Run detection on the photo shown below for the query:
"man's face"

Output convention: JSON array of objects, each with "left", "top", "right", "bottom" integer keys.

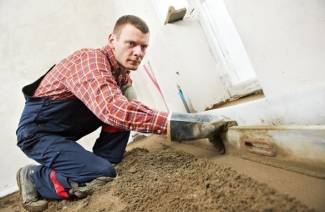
[{"left": 109, "top": 24, "right": 149, "bottom": 70}]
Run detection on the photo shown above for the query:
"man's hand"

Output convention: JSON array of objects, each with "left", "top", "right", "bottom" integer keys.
[
  {"left": 121, "top": 84, "right": 137, "bottom": 101},
  {"left": 168, "top": 112, "right": 237, "bottom": 141}
]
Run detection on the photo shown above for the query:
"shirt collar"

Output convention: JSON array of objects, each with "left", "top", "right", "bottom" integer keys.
[{"left": 101, "top": 45, "right": 122, "bottom": 73}]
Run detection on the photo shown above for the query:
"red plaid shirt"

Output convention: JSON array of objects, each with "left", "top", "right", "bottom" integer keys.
[{"left": 34, "top": 46, "right": 168, "bottom": 134}]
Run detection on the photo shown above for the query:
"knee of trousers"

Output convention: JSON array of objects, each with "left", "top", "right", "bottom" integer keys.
[{"left": 93, "top": 160, "right": 117, "bottom": 178}]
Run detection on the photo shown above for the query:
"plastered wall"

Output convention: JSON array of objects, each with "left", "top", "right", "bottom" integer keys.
[
  {"left": 224, "top": 0, "right": 325, "bottom": 98},
  {"left": 202, "top": 0, "right": 325, "bottom": 125}
]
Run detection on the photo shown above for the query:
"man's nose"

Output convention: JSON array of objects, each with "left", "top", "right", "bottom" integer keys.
[{"left": 133, "top": 45, "right": 144, "bottom": 56}]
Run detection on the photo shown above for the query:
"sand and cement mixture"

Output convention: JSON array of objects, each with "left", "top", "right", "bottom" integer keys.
[{"left": 0, "top": 145, "right": 314, "bottom": 212}]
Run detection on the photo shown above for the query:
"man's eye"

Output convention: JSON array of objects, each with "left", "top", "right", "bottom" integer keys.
[
  {"left": 128, "top": 41, "right": 136, "bottom": 47},
  {"left": 141, "top": 45, "right": 148, "bottom": 51}
]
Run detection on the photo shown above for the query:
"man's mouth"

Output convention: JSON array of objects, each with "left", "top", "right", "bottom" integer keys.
[{"left": 128, "top": 59, "right": 139, "bottom": 65}]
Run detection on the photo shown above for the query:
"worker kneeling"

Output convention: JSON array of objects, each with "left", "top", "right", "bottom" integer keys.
[{"left": 16, "top": 15, "right": 236, "bottom": 211}]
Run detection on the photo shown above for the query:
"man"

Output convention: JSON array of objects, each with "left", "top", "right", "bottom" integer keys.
[{"left": 16, "top": 15, "right": 236, "bottom": 211}]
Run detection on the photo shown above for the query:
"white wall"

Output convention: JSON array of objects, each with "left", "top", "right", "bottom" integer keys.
[
  {"left": 224, "top": 0, "right": 325, "bottom": 98},
  {"left": 147, "top": 18, "right": 230, "bottom": 112},
  {"left": 147, "top": 0, "right": 325, "bottom": 114},
  {"left": 201, "top": 0, "right": 325, "bottom": 125}
]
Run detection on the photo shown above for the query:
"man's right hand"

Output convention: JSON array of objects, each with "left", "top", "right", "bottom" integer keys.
[{"left": 167, "top": 112, "right": 237, "bottom": 141}]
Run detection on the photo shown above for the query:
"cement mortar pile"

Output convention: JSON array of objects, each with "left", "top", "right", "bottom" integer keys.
[{"left": 0, "top": 147, "right": 314, "bottom": 212}]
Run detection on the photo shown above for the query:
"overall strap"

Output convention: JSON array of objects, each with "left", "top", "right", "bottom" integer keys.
[{"left": 22, "top": 65, "right": 56, "bottom": 98}]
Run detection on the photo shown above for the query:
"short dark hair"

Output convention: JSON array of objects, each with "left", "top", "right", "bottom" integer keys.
[{"left": 113, "top": 15, "right": 149, "bottom": 37}]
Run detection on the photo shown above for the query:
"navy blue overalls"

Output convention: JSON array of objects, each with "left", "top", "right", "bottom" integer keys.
[{"left": 16, "top": 65, "right": 130, "bottom": 199}]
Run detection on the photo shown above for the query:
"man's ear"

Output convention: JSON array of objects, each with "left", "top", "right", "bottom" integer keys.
[{"left": 108, "top": 33, "right": 116, "bottom": 49}]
